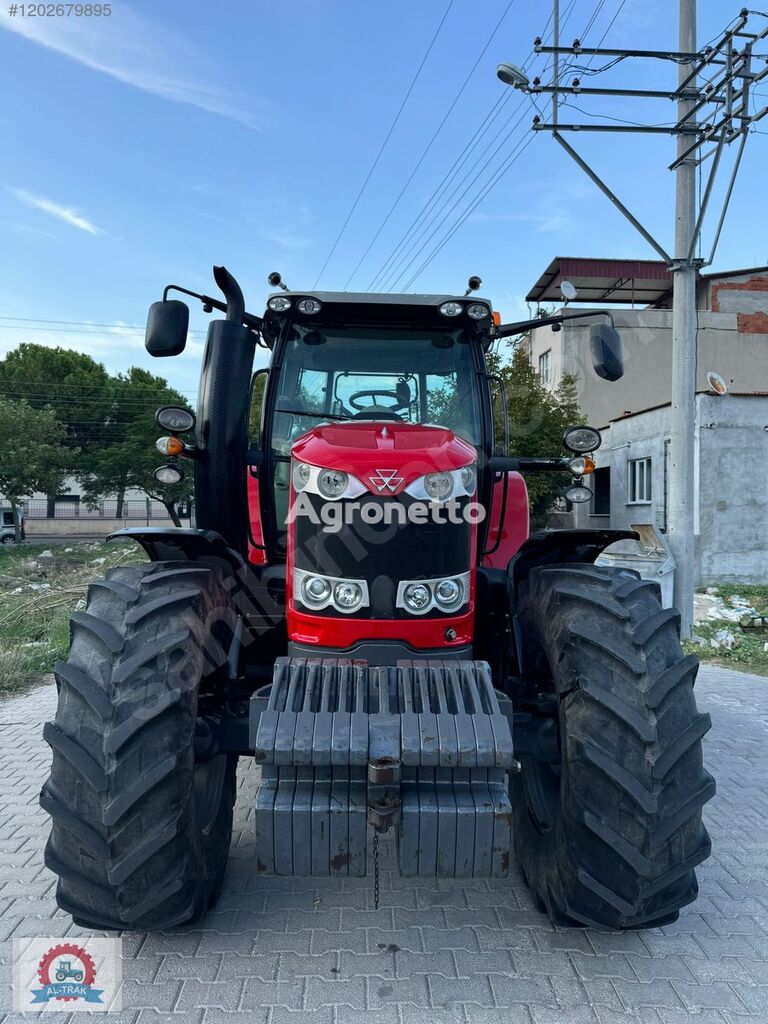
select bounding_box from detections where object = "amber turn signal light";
[568,456,596,476]
[155,435,185,457]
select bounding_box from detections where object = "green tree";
[0,344,114,513]
[491,345,583,528]
[80,367,194,525]
[248,369,268,445]
[0,398,69,540]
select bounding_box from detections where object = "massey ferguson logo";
[368,469,404,493]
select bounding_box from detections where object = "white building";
[521,258,768,585]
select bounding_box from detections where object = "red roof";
[526,257,674,306]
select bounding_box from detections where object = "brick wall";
[709,272,768,333]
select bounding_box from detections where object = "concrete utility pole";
[668,0,698,637]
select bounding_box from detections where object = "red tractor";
[41,267,713,932]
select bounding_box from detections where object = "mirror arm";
[495,309,614,338]
[162,284,264,332]
[489,456,571,474]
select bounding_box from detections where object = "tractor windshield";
[267,326,482,537]
[272,326,481,449]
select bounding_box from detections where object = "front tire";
[512,564,714,930]
[41,561,238,931]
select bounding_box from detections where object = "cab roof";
[262,290,494,342]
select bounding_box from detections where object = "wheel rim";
[517,639,563,834]
[193,754,228,837]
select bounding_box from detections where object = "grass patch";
[0,541,146,697]
[686,584,768,676]
[683,621,768,676]
[702,583,768,616]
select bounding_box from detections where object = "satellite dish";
[706,371,728,395]
[560,280,577,301]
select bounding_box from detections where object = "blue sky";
[1,0,765,398]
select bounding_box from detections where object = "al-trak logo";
[368,468,404,493]
[31,943,103,1005]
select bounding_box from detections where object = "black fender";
[109,527,287,676]
[507,528,638,596]
[109,526,247,578]
[505,529,638,678]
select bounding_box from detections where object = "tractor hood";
[290,421,476,497]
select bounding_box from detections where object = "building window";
[538,349,551,385]
[592,467,610,516]
[628,457,652,504]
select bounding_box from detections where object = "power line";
[353,90,512,291]
[397,0,638,292]
[384,101,531,291]
[366,0,579,292]
[312,0,456,288]
[579,0,608,41]
[339,0,520,290]
[0,315,208,336]
[0,378,195,391]
[380,8,577,292]
[376,93,524,291]
[402,133,537,290]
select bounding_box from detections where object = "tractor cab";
[258,291,491,557]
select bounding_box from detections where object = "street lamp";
[496,63,530,89]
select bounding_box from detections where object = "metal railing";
[22,499,191,520]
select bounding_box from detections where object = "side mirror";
[590,322,624,381]
[145,299,189,357]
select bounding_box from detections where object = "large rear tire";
[41,561,238,931]
[512,564,714,930]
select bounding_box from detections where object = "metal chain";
[372,829,381,910]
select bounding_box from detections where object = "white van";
[1,507,25,544]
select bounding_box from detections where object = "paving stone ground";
[0,664,766,1023]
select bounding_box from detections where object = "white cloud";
[468,210,575,233]
[9,188,103,235]
[0,5,264,128]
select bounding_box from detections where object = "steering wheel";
[348,389,403,412]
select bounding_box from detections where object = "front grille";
[292,493,471,618]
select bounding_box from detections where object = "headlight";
[296,298,321,314]
[424,472,454,501]
[563,425,602,453]
[467,303,490,320]
[565,483,593,504]
[155,406,195,433]
[154,463,184,485]
[291,461,367,500]
[403,583,431,612]
[301,575,332,607]
[434,578,463,610]
[396,572,470,615]
[439,301,463,317]
[292,461,313,491]
[317,469,349,499]
[268,296,292,312]
[333,581,363,611]
[294,569,369,613]
[405,464,476,501]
